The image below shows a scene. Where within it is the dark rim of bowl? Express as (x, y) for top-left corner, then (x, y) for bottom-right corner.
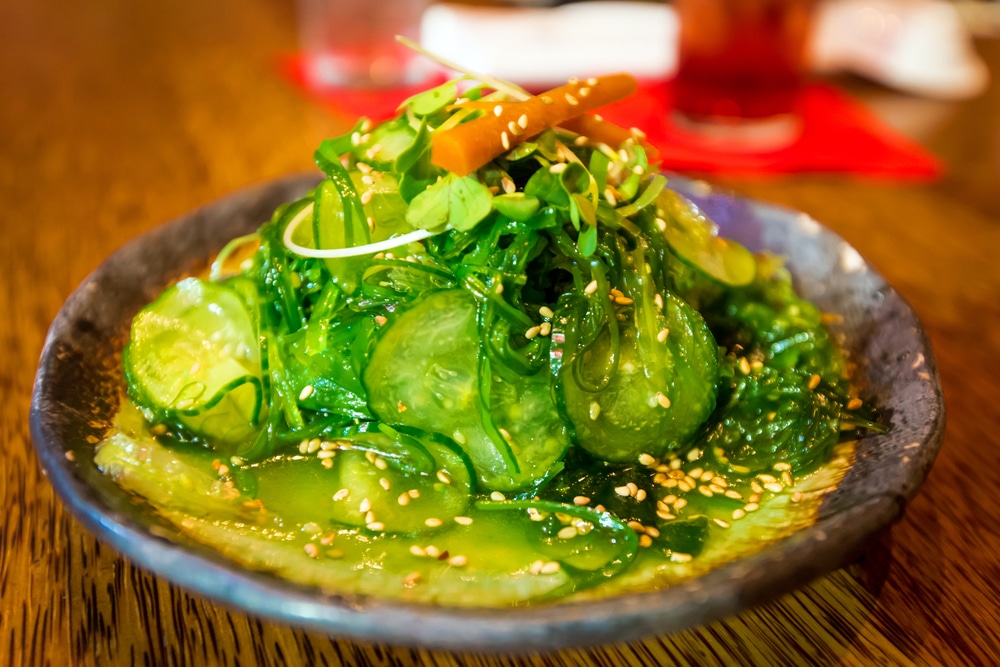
(30, 173), (945, 652)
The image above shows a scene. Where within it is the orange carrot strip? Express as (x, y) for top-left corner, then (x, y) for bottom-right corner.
(558, 114), (659, 159)
(431, 74), (638, 176)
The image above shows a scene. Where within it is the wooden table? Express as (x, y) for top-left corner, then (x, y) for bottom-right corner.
(3, 1), (998, 664)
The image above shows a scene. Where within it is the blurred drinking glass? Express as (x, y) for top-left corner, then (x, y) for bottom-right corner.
(672, 0), (817, 148)
(297, 0), (433, 89)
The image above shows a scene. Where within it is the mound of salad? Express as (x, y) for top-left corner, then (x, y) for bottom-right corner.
(96, 66), (884, 606)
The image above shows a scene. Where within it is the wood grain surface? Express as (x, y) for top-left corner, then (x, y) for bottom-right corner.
(3, 2), (998, 665)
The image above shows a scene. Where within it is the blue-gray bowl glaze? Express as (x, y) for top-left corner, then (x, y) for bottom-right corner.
(30, 174), (945, 652)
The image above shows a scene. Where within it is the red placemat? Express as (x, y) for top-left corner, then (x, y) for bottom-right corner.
(280, 55), (942, 181)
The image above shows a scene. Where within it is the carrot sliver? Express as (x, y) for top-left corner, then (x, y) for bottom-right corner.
(431, 74), (638, 176)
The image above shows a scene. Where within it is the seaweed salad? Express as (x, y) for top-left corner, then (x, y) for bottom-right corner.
(97, 67), (884, 605)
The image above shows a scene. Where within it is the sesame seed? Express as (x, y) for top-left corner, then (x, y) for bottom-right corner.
(540, 95), (553, 105)
(638, 453), (656, 466)
(700, 471), (715, 483)
(653, 472), (668, 485)
(764, 482), (784, 493)
(732, 508), (746, 520)
(744, 502), (760, 512)
(713, 518), (731, 529)
(436, 470), (451, 485)
(589, 402), (601, 421)
(410, 545), (426, 557)
(584, 279), (599, 294)
(573, 495), (591, 506)
(321, 533), (337, 545)
(498, 428), (512, 442)
(614, 295), (634, 305)
(626, 482), (639, 496)
(709, 484), (725, 494)
(529, 560), (545, 575)
(452, 430), (467, 445)
(448, 555), (468, 567)
(539, 321), (552, 336)
(557, 526), (578, 539)
(540, 561), (562, 574)
(320, 441), (338, 450)
(425, 517), (443, 528)
(847, 398), (863, 410)
(565, 93), (579, 106)
(403, 572), (421, 588)
(317, 450), (336, 460)
(635, 489), (648, 502)
(656, 392), (672, 409)
(657, 510), (676, 521)
(749, 493), (761, 503)
(549, 163), (568, 174)
(782, 470), (794, 486)
(525, 325), (540, 339)
(454, 516), (473, 525)
(674, 497), (688, 510)
(408, 489), (420, 499)
(501, 176), (515, 194)
(711, 476), (728, 488)
(751, 481), (765, 494)
(379, 477), (391, 491)
(671, 552), (693, 563)
(490, 491), (506, 501)
(573, 135), (589, 146)
(604, 187), (617, 205)
(808, 374), (821, 389)
(627, 520), (645, 532)
(614, 486), (631, 497)
(365, 145), (381, 160)
(359, 498), (372, 512)
(367, 522), (385, 531)
(493, 105), (503, 117)
(773, 462), (792, 472)
(308, 438), (321, 453)
(508, 120), (521, 136)
(321, 458), (334, 469)
(689, 467), (703, 479)
(333, 489), (350, 502)
(372, 457), (387, 471)
(517, 114), (529, 129)
(397, 493), (410, 506)
(725, 489), (744, 500)
(792, 491), (803, 503)
(500, 131), (510, 150)
(374, 314), (387, 325)
(639, 535), (653, 548)
(304, 543), (319, 558)
(356, 161), (372, 173)
(677, 480), (693, 493)
(539, 306), (554, 318)
(738, 357), (751, 375)
(698, 486), (714, 498)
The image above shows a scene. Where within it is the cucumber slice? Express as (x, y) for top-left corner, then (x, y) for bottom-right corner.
(563, 292), (718, 462)
(124, 277), (262, 447)
(658, 190), (756, 288)
(363, 289), (570, 492)
(247, 427), (472, 535)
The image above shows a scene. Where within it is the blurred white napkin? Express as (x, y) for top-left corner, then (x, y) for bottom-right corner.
(421, 0), (988, 99)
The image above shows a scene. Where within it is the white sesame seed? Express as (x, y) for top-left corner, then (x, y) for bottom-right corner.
(539, 306), (554, 319)
(657, 329), (669, 343)
(402, 572), (421, 588)
(539, 321), (552, 336)
(333, 489), (350, 502)
(379, 477), (391, 491)
(549, 163), (568, 174)
(764, 482), (784, 493)
(490, 491), (507, 501)
(374, 457), (388, 470)
(573, 496), (591, 506)
(673, 497), (688, 510)
(308, 438), (321, 454)
(425, 517), (443, 528)
(565, 93), (578, 106)
(557, 526), (578, 539)
(584, 280), (599, 294)
(321, 458), (334, 469)
(639, 534), (653, 548)
(698, 486), (714, 498)
(454, 516), (473, 526)
(298, 385), (314, 401)
(525, 325), (541, 339)
(508, 120), (521, 136)
(656, 392), (672, 409)
(614, 486), (631, 497)
(744, 502), (760, 512)
(713, 518), (731, 529)
(792, 491), (803, 503)
(671, 552), (692, 563)
(589, 402), (601, 421)
(638, 453), (656, 466)
(732, 508), (746, 520)
(408, 489), (420, 499)
(529, 560), (545, 575)
(782, 471), (794, 486)
(448, 555), (468, 567)
(540, 561), (562, 574)
(725, 489), (744, 500)
(773, 462), (792, 472)
(493, 105), (503, 117)
(635, 489), (647, 502)
(367, 522), (385, 531)
(500, 131), (510, 150)
(436, 470), (451, 485)
(397, 493), (410, 506)
(359, 498), (372, 512)
(452, 430), (467, 445)
(317, 450), (336, 460)
(304, 543), (319, 558)
(409, 545), (426, 557)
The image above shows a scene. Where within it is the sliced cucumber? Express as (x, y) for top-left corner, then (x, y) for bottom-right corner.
(563, 292), (718, 462)
(657, 190), (756, 288)
(123, 277), (262, 448)
(363, 289), (570, 492)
